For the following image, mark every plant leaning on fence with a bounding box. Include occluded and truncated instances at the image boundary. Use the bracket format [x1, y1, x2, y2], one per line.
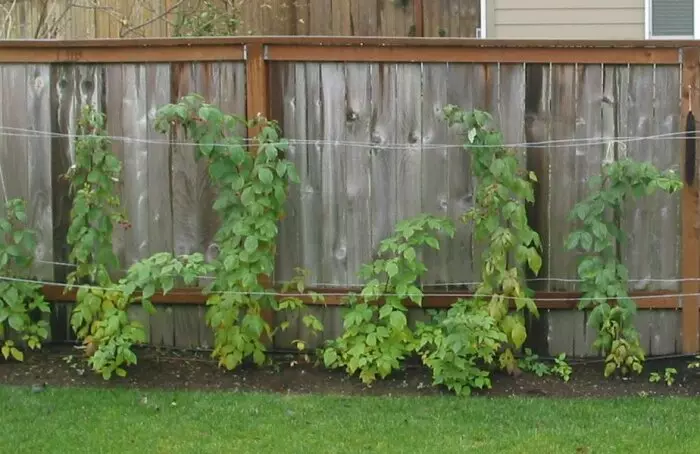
[0, 199, 50, 362]
[442, 105, 542, 376]
[565, 158, 682, 378]
[66, 105, 213, 379]
[154, 93, 321, 371]
[322, 214, 456, 385]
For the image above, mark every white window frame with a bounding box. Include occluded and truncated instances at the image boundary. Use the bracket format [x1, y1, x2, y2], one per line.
[479, 0, 487, 38]
[645, 0, 700, 39]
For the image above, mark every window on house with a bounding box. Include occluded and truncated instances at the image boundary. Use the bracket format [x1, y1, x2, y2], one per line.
[646, 0, 698, 38]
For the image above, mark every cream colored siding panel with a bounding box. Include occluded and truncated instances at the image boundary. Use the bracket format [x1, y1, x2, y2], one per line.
[497, 9, 644, 25]
[492, 24, 645, 39]
[497, 0, 641, 8]
[489, 0, 645, 39]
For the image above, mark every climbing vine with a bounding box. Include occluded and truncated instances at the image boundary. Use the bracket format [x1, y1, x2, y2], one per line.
[0, 199, 50, 361]
[65, 104, 136, 378]
[154, 93, 299, 371]
[565, 158, 682, 377]
[443, 106, 542, 374]
[66, 105, 213, 379]
[322, 214, 456, 385]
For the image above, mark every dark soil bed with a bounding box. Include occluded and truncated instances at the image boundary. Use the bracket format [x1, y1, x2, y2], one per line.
[2, 344, 700, 398]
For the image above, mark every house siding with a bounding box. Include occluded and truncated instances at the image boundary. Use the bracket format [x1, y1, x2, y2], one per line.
[486, 0, 645, 39]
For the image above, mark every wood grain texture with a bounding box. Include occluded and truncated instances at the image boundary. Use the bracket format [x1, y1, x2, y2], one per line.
[299, 63, 324, 284]
[623, 65, 681, 292]
[445, 64, 484, 289]
[0, 64, 29, 209]
[395, 63, 423, 230]
[320, 63, 348, 287]
[105, 64, 128, 273]
[120, 64, 150, 266]
[26, 64, 54, 280]
[369, 64, 398, 263]
[546, 64, 579, 291]
[146, 63, 174, 256]
[270, 62, 300, 285]
[420, 63, 450, 286]
[344, 63, 373, 286]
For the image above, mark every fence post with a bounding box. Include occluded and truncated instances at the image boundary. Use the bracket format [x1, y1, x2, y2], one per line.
[413, 0, 424, 37]
[245, 41, 276, 346]
[681, 47, 700, 354]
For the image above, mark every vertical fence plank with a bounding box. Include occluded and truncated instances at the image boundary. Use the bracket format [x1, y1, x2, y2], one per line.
[121, 64, 150, 266]
[272, 62, 302, 348]
[546, 65, 579, 291]
[345, 63, 373, 286]
[421, 63, 449, 286]
[105, 64, 127, 273]
[146, 63, 173, 256]
[320, 63, 348, 287]
[681, 48, 700, 354]
[395, 64, 423, 228]
[26, 64, 54, 281]
[0, 64, 29, 211]
[369, 64, 398, 259]
[445, 64, 484, 289]
[296, 63, 325, 345]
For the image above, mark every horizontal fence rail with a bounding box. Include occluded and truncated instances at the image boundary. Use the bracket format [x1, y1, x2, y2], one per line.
[0, 37, 698, 356]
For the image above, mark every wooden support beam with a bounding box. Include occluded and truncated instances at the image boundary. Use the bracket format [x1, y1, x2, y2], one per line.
[244, 42, 274, 344]
[413, 0, 424, 37]
[681, 47, 700, 354]
[40, 284, 681, 310]
[245, 42, 269, 138]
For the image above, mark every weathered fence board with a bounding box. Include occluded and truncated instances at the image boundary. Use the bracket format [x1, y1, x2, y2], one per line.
[0, 54, 687, 356]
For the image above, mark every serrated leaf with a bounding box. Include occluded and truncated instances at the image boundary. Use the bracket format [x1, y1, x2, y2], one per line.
[323, 348, 338, 366]
[258, 167, 274, 184]
[244, 236, 259, 253]
[385, 262, 399, 278]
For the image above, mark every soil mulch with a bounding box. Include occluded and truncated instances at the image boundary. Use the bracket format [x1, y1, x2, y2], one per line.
[2, 344, 700, 398]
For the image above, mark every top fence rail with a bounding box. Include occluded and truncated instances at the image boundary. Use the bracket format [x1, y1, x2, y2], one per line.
[0, 37, 694, 64]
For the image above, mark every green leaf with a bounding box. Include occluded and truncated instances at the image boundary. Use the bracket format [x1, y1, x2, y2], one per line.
[425, 237, 440, 250]
[527, 251, 542, 275]
[244, 236, 259, 253]
[403, 247, 416, 261]
[389, 311, 407, 330]
[115, 367, 127, 377]
[323, 348, 338, 366]
[385, 262, 399, 278]
[258, 167, 274, 184]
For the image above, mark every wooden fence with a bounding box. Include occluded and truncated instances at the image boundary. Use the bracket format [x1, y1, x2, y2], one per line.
[1, 0, 480, 39]
[0, 38, 697, 357]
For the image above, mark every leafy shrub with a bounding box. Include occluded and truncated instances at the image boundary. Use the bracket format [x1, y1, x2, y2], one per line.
[155, 94, 298, 371]
[565, 159, 682, 377]
[66, 105, 214, 379]
[322, 214, 455, 385]
[415, 299, 507, 396]
[0, 199, 50, 361]
[443, 106, 542, 374]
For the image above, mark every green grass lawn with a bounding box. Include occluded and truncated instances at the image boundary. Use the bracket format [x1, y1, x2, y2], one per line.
[2, 385, 699, 454]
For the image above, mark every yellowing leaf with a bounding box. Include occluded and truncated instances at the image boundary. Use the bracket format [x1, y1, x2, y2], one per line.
[511, 323, 527, 349]
[10, 347, 24, 362]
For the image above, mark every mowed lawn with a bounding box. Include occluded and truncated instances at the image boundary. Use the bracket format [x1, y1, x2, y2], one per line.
[2, 385, 699, 453]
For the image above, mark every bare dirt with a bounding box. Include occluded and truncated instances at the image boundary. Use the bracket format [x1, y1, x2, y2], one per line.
[2, 344, 700, 398]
